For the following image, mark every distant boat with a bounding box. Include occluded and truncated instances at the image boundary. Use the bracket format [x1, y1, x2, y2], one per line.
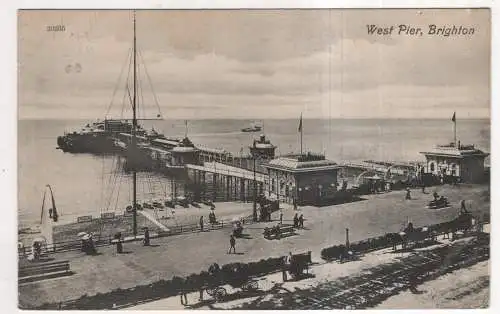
[241, 121, 262, 133]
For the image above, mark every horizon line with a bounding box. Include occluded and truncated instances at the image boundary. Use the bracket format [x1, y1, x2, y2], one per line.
[18, 117, 491, 121]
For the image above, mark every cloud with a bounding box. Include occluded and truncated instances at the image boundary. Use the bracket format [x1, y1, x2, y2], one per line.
[18, 9, 490, 119]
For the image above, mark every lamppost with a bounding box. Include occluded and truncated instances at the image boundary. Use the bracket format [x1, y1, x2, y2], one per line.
[253, 156, 258, 222]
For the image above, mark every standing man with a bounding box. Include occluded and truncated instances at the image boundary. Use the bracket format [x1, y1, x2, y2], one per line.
[228, 235, 236, 254]
[199, 216, 204, 232]
[299, 214, 304, 229]
[459, 199, 470, 215]
[143, 227, 150, 246]
[293, 213, 299, 228]
[279, 209, 283, 225]
[405, 187, 412, 200]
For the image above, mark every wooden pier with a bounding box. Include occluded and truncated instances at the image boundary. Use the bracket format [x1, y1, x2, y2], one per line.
[186, 162, 265, 202]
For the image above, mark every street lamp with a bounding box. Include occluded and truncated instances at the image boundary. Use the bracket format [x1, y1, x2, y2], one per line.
[252, 156, 258, 222]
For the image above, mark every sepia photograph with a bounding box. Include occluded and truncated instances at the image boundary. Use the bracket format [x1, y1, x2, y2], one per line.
[17, 7, 490, 310]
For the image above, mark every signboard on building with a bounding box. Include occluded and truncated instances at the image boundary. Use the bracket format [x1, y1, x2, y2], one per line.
[101, 212, 115, 219]
[77, 215, 92, 223]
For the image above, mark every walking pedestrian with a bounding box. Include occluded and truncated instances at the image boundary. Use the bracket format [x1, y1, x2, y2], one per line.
[460, 199, 470, 214]
[299, 214, 304, 229]
[409, 273, 419, 294]
[199, 216, 204, 232]
[405, 188, 411, 200]
[228, 235, 236, 254]
[279, 209, 283, 225]
[293, 213, 299, 228]
[143, 228, 150, 246]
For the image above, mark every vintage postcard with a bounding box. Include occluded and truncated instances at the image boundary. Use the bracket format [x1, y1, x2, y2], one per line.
[17, 8, 490, 310]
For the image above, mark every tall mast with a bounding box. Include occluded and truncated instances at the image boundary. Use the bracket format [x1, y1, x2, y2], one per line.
[132, 10, 138, 236]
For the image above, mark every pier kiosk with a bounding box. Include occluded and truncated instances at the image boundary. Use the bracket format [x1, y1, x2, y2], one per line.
[420, 142, 489, 184]
[170, 137, 199, 167]
[249, 134, 277, 160]
[262, 153, 341, 206]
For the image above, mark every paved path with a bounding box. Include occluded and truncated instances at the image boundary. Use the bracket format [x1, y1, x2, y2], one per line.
[18, 184, 489, 308]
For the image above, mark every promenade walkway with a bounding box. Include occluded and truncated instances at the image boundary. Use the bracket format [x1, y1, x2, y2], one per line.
[18, 184, 489, 309]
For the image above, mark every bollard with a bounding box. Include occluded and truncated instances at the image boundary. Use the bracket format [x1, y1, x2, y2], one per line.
[345, 228, 350, 248]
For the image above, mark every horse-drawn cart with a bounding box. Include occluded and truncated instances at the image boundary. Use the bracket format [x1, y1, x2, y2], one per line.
[283, 251, 312, 281]
[204, 263, 259, 302]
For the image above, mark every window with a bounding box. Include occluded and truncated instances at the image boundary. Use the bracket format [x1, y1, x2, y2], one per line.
[430, 163, 435, 172]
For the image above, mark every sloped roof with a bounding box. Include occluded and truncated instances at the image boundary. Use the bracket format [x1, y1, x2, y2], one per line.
[420, 144, 489, 158]
[172, 146, 198, 153]
[252, 143, 276, 149]
[263, 157, 340, 173]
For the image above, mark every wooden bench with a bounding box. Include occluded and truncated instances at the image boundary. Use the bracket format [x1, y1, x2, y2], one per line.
[19, 260, 71, 284]
[110, 232, 159, 244]
[264, 225, 295, 240]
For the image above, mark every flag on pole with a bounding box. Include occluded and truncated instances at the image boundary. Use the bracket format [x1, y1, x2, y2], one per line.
[298, 113, 303, 132]
[451, 112, 456, 122]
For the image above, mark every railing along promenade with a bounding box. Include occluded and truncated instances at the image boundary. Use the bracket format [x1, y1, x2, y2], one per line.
[18, 215, 256, 258]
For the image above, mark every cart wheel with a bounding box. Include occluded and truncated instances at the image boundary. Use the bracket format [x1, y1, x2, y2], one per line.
[206, 287, 215, 296]
[244, 280, 258, 291]
[214, 287, 227, 301]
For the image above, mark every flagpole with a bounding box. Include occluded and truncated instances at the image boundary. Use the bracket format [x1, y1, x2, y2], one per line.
[300, 128, 303, 156]
[452, 112, 457, 147]
[454, 119, 457, 148]
[299, 113, 303, 156]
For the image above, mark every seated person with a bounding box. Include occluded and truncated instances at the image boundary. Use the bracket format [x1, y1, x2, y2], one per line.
[433, 191, 439, 201]
[439, 196, 448, 205]
[208, 262, 220, 276]
[405, 222, 414, 233]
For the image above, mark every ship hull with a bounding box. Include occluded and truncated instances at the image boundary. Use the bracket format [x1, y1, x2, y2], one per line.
[241, 127, 262, 132]
[57, 133, 119, 154]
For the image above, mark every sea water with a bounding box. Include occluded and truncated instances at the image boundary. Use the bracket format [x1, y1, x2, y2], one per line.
[18, 118, 490, 227]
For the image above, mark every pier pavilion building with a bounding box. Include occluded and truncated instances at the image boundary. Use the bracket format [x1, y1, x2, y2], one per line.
[262, 153, 341, 205]
[420, 141, 489, 184]
[249, 134, 277, 160]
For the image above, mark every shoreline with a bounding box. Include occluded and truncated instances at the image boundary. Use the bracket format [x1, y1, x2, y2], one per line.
[18, 201, 258, 245]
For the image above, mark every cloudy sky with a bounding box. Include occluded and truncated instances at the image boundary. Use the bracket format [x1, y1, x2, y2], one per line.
[18, 9, 490, 119]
